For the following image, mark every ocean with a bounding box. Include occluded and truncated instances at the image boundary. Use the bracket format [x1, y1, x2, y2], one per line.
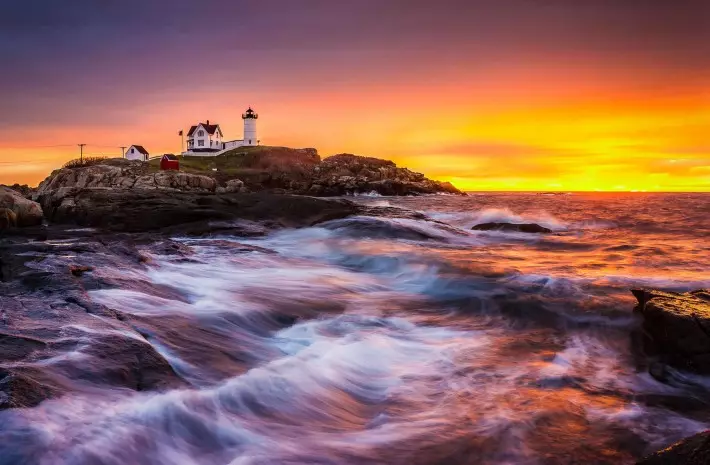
[1, 192, 709, 464]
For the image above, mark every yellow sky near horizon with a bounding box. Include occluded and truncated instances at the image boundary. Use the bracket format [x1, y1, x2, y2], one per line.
[1, 75, 709, 191]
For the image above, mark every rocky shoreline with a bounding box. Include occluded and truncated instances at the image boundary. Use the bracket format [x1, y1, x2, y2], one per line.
[1, 162, 709, 463]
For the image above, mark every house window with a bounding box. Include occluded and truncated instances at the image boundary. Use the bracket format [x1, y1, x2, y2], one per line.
[198, 140, 204, 147]
[198, 130, 204, 136]
[130, 148, 134, 153]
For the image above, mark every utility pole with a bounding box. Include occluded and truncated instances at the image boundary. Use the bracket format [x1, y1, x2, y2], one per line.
[78, 144, 86, 162]
[120, 146, 127, 158]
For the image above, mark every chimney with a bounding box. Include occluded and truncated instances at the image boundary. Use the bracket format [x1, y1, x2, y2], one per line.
[206, 120, 210, 125]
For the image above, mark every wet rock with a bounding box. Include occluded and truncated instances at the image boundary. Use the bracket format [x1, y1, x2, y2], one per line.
[472, 222, 552, 234]
[0, 186, 44, 227]
[69, 265, 94, 276]
[632, 289, 710, 374]
[76, 334, 184, 391]
[0, 208, 17, 229]
[36, 189, 360, 233]
[637, 430, 710, 464]
[0, 332, 47, 362]
[0, 367, 65, 410]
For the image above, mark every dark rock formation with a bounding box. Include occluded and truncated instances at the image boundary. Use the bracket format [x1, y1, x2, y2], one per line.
[35, 188, 360, 233]
[637, 430, 710, 464]
[0, 186, 43, 228]
[35, 150, 462, 198]
[472, 222, 552, 234]
[632, 289, 710, 374]
[0, 233, 189, 409]
[306, 153, 462, 196]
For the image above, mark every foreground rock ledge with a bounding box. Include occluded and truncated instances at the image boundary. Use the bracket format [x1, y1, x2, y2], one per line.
[637, 430, 710, 464]
[632, 288, 710, 374]
[35, 188, 361, 233]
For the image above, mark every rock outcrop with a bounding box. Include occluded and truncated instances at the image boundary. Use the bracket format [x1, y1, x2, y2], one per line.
[0, 186, 44, 228]
[0, 232, 191, 409]
[0, 184, 34, 199]
[35, 188, 360, 233]
[637, 430, 710, 464]
[0, 208, 17, 229]
[632, 289, 710, 374]
[305, 154, 462, 196]
[34, 150, 462, 199]
[36, 160, 221, 194]
[472, 222, 552, 234]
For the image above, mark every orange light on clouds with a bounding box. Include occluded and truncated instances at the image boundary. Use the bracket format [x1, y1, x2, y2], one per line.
[1, 63, 708, 191]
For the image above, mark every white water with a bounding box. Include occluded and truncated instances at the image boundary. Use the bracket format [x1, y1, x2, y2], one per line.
[2, 193, 710, 464]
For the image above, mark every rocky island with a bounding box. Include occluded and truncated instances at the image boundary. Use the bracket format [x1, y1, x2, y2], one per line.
[0, 147, 460, 232]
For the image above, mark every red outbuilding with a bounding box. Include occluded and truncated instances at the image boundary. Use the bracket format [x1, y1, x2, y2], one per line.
[160, 154, 179, 171]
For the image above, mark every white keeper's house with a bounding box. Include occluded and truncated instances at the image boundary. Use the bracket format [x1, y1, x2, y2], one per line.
[182, 107, 259, 156]
[125, 145, 149, 161]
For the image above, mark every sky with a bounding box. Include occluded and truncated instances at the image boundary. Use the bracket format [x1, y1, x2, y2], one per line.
[1, 0, 709, 191]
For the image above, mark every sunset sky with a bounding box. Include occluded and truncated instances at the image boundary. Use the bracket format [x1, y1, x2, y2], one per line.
[1, 0, 708, 191]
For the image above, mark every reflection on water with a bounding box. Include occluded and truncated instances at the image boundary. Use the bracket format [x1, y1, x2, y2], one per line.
[1, 193, 709, 464]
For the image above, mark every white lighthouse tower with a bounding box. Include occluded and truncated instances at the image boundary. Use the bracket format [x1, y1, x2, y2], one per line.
[242, 107, 258, 146]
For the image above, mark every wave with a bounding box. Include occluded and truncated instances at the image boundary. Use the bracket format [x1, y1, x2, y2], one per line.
[427, 207, 618, 234]
[319, 216, 472, 242]
[427, 207, 568, 232]
[351, 190, 383, 197]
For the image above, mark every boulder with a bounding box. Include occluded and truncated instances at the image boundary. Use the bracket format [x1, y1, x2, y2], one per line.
[637, 430, 710, 464]
[632, 289, 710, 374]
[224, 179, 246, 193]
[472, 222, 552, 234]
[0, 208, 17, 230]
[0, 186, 43, 227]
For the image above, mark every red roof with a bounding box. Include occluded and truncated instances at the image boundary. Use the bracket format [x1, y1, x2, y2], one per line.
[187, 123, 220, 137]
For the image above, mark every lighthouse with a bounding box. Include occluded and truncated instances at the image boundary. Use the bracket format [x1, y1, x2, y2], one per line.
[242, 107, 258, 146]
